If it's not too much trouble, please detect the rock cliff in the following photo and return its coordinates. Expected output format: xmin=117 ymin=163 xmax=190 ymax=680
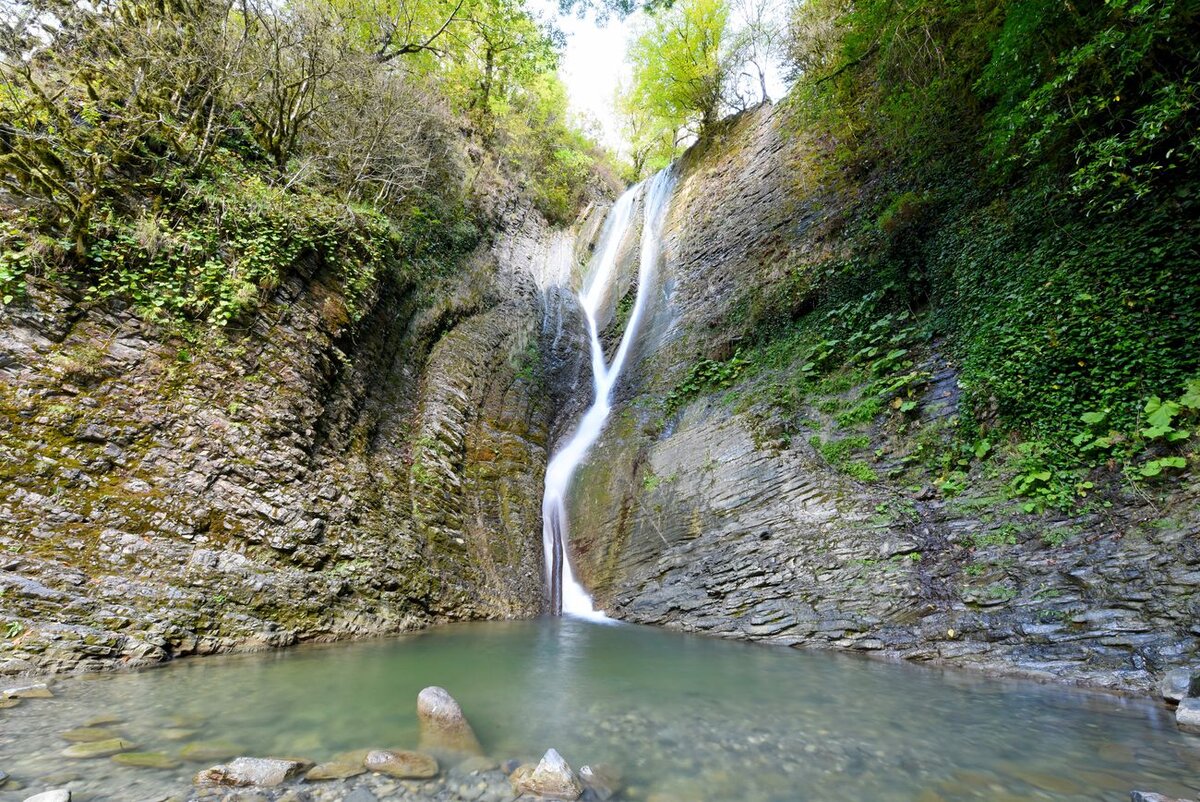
xmin=563 ymin=105 xmax=1200 ymax=693
xmin=0 ymin=195 xmax=576 ymax=676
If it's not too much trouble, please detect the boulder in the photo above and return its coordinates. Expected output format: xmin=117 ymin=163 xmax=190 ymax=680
xmin=21 ymin=792 xmax=70 ymax=802
xmin=417 ymin=686 xmax=483 ymax=755
xmin=305 ymin=761 xmax=366 ymax=780
xmin=510 ymin=749 xmax=583 ymax=801
xmin=1160 ymin=669 xmax=1200 ymax=703
xmin=1176 ymin=698 xmax=1200 ymax=733
xmin=194 ymin=756 xmax=312 ymax=787
xmin=363 ymin=750 xmax=439 ymax=779
xmin=61 ymin=738 xmax=136 ymax=759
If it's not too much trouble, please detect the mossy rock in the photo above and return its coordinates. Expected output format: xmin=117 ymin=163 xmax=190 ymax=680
xmin=112 ymin=751 xmax=181 ymax=770
xmin=61 ymin=727 xmax=123 ymax=743
xmin=63 ymin=738 xmax=137 ymax=758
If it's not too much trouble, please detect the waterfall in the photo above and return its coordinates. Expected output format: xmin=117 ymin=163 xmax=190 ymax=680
xmin=542 ymin=169 xmax=676 ymax=619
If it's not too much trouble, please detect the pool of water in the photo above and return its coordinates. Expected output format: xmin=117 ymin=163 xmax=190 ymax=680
xmin=1 ymin=619 xmax=1198 ymax=801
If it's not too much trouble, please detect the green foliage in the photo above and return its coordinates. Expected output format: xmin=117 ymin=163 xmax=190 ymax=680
xmin=621 ymin=0 xmax=734 ymax=167
xmin=664 ymin=349 xmax=751 ymax=414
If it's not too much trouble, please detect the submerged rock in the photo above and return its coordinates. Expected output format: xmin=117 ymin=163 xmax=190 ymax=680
xmin=179 ymin=740 xmax=243 ymax=762
xmin=0 ymin=769 xmax=7 ymax=787
xmin=84 ymin=714 xmax=123 ymax=727
xmin=194 ymin=756 xmax=312 ymax=787
xmin=417 ymin=686 xmax=484 ymax=755
xmin=363 ymin=750 xmax=439 ymax=779
xmin=1130 ymin=793 xmax=1197 ymax=802
xmin=61 ymin=738 xmax=136 ymax=759
xmin=579 ymin=764 xmax=623 ymax=801
xmin=60 ymin=727 xmax=121 ymax=743
xmin=0 ymin=698 xmax=22 ymax=709
xmin=1161 ymin=669 xmax=1200 ymax=703
xmin=1176 ymin=698 xmax=1200 ymax=733
xmin=510 ymin=749 xmax=583 ymax=801
xmin=305 ymin=760 xmax=366 ymax=780
xmin=111 ymin=751 xmax=181 ymax=770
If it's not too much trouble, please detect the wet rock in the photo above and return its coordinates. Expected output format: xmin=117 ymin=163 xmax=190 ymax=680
xmin=455 ymin=756 xmax=498 ymax=774
xmin=61 ymin=727 xmax=122 ymax=743
xmin=363 ymin=750 xmax=439 ymax=779
xmin=111 ymin=751 xmax=181 ymax=769
xmin=194 ymin=757 xmax=312 ymax=787
xmin=1130 ymin=793 xmax=1195 ymax=802
xmin=158 ymin=727 xmax=198 ymax=741
xmin=84 ymin=714 xmax=123 ymax=726
xmin=3 ymin=683 xmax=53 ymax=699
xmin=0 ymin=698 xmax=21 ymax=709
xmin=1176 ymin=698 xmax=1200 ymax=733
xmin=417 ymin=686 xmax=484 ymax=755
xmin=21 ymin=792 xmax=70 ymax=802
xmin=305 ymin=761 xmax=365 ymax=780
xmin=62 ymin=738 xmax=137 ymax=758
xmin=579 ymin=764 xmax=622 ymax=801
xmin=0 ymin=769 xmax=7 ymax=787
xmin=1161 ymin=669 xmax=1200 ymax=703
xmin=510 ymin=749 xmax=583 ymax=801
xmin=179 ymin=740 xmax=243 ymax=762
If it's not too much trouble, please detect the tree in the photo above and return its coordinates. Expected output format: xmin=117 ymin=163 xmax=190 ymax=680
xmin=623 ymin=0 xmax=733 ymax=143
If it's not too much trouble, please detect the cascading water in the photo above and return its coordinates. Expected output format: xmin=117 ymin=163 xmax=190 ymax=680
xmin=542 ymin=169 xmax=676 ymax=619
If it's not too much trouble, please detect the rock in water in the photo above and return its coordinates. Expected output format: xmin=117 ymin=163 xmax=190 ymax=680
xmin=510 ymin=749 xmax=583 ymax=801
xmin=60 ymin=727 xmax=122 ymax=743
xmin=580 ymin=764 xmax=623 ymax=801
xmin=61 ymin=738 xmax=136 ymax=759
xmin=21 ymin=792 xmax=70 ymax=802
xmin=179 ymin=740 xmax=243 ymax=762
xmin=417 ymin=686 xmax=483 ymax=755
xmin=111 ymin=752 xmax=181 ymax=770
xmin=2 ymin=683 xmax=53 ymax=699
xmin=1176 ymin=698 xmax=1200 ymax=733
xmin=305 ymin=761 xmax=366 ymax=780
xmin=194 ymin=757 xmax=312 ymax=787
xmin=1130 ymin=793 xmax=1195 ymax=802
xmin=363 ymin=750 xmax=439 ymax=779
xmin=1160 ymin=668 xmax=1200 ymax=703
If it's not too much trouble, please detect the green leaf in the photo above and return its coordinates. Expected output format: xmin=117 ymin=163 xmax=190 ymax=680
xmin=1138 ymin=460 xmax=1163 ymax=477
xmin=1080 ymin=410 xmax=1107 ymax=425
xmin=974 ymin=440 xmax=992 ymax=459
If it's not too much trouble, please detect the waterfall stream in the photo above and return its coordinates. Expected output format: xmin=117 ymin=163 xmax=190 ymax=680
xmin=541 ymin=169 xmax=676 ymax=619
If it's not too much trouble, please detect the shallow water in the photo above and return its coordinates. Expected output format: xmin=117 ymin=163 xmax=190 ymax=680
xmin=1 ymin=619 xmax=1198 ymax=801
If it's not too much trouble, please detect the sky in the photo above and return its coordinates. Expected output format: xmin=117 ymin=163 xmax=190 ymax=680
xmin=531 ymin=1 xmax=639 ymax=150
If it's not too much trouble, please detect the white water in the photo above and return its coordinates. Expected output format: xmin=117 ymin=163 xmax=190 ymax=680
xmin=542 ymin=169 xmax=676 ymax=620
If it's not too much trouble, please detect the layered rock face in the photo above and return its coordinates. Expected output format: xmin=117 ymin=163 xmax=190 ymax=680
xmin=564 ymin=105 xmax=1200 ymax=692
xmin=0 ymin=197 xmax=577 ymax=676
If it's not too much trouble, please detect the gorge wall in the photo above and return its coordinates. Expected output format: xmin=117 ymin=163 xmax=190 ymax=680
xmin=565 ymin=105 xmax=1200 ymax=693
xmin=0 ymin=192 xmax=584 ymax=676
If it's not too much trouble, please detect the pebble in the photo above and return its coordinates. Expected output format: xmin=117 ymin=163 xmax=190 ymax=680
xmin=21 ymin=792 xmax=70 ymax=802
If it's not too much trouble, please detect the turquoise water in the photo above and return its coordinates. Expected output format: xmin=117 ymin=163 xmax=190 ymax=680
xmin=1 ymin=619 xmax=1198 ymax=800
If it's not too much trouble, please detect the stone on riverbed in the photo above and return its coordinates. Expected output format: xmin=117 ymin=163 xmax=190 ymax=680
xmin=510 ymin=749 xmax=583 ymax=801
xmin=194 ymin=757 xmax=312 ymax=787
xmin=417 ymin=686 xmax=483 ymax=755
xmin=579 ymin=764 xmax=623 ymax=801
xmin=0 ymin=769 xmax=7 ymax=787
xmin=0 ymin=698 xmax=21 ymax=709
xmin=179 ymin=740 xmax=243 ymax=762
xmin=363 ymin=750 xmax=439 ymax=779
xmin=305 ymin=760 xmax=366 ymax=780
xmin=61 ymin=727 xmax=121 ymax=743
xmin=1176 ymin=698 xmax=1200 ymax=733
xmin=112 ymin=751 xmax=181 ymax=770
xmin=20 ymin=791 xmax=70 ymax=802
xmin=1130 ymin=792 xmax=1197 ymax=802
xmin=1161 ymin=669 xmax=1200 ymax=704
xmin=61 ymin=738 xmax=137 ymax=758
